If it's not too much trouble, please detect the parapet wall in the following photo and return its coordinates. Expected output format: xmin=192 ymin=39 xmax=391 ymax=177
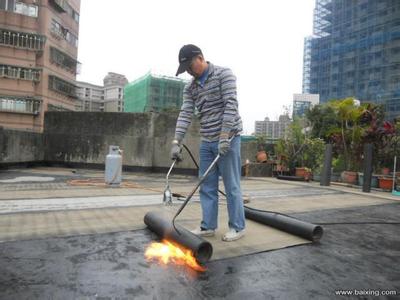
xmin=1 ymin=112 xmax=258 ymax=173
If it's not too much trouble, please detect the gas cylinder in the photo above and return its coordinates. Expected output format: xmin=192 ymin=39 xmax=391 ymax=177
xmin=105 ymin=145 xmax=122 ymax=186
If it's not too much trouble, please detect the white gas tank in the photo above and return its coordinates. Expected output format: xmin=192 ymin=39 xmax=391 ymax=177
xmin=105 ymin=145 xmax=122 ymax=186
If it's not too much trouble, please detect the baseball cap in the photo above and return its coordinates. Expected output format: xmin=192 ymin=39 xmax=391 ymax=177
xmin=176 ymin=44 xmax=202 ymax=76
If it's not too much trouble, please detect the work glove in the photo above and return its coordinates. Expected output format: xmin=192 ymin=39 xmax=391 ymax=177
xmin=170 ymin=139 xmax=183 ymax=161
xmin=218 ymin=138 xmax=230 ymax=156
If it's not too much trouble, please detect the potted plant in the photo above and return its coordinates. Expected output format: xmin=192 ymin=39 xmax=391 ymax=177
xmin=378 ymin=176 xmax=394 ymax=191
xmin=255 ymin=135 xmax=268 ymax=163
xmin=332 ymin=155 xmax=346 ymax=182
xmin=275 ymin=117 xmax=307 ymax=176
xmin=328 ymin=98 xmax=366 ymax=184
xmin=301 ymin=137 xmax=325 ymax=181
xmin=295 ymin=167 xmax=312 ymax=181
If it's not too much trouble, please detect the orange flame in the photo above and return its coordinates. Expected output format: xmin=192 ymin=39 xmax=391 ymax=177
xmin=145 ymin=239 xmax=206 ymax=272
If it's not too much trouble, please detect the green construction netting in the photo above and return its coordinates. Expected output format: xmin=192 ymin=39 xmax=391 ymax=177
xmin=124 ymin=73 xmax=186 ymax=113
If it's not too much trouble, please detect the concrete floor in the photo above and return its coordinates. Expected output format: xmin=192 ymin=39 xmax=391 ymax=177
xmin=0 ymin=167 xmax=399 ymax=299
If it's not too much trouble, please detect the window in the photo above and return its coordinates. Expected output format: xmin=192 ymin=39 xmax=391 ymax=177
xmin=50 ymin=46 xmax=79 ymax=73
xmin=0 ymin=0 xmax=14 ymax=11
xmin=48 ymin=103 xmax=70 ymax=111
xmin=14 ymin=2 xmax=38 ymax=17
xmin=49 ymin=0 xmax=79 ymax=23
xmin=0 ymin=29 xmax=45 ymax=51
xmin=65 ymin=31 xmax=78 ymax=47
xmin=72 ymin=10 xmax=79 ymax=23
xmin=0 ymin=95 xmax=41 ymax=114
xmin=0 ymin=64 xmax=40 ymax=81
xmin=48 ymin=75 xmax=77 ymax=98
xmin=50 ymin=19 xmax=78 ymax=47
xmin=51 ymin=19 xmax=63 ymax=38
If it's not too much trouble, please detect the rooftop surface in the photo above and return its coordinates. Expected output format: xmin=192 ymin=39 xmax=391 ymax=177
xmin=0 ymin=167 xmax=399 ymax=299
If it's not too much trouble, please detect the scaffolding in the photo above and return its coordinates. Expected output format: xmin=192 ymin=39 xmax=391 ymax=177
xmin=305 ymin=0 xmax=400 ymax=120
xmin=124 ymin=73 xmax=186 ymax=113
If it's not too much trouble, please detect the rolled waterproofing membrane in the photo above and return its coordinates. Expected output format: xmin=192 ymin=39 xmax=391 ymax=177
xmin=144 ymin=211 xmax=213 ymax=264
xmin=144 ymin=207 xmax=322 ymax=263
xmin=244 ymin=206 xmax=324 ymax=242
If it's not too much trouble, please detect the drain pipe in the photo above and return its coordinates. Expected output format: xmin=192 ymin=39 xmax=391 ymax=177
xmin=144 ymin=211 xmax=213 ymax=264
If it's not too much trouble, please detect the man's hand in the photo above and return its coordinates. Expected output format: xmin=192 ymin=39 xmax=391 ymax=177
xmin=218 ymin=138 xmax=230 ymax=156
xmin=170 ymin=140 xmax=183 ymax=161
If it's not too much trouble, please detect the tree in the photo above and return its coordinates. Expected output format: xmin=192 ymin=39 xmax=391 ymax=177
xmin=326 ymin=98 xmax=366 ymax=171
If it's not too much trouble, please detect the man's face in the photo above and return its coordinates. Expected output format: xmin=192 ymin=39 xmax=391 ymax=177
xmin=187 ymin=55 xmax=203 ymax=78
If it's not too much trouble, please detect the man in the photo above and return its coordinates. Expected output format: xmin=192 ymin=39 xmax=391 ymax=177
xmin=171 ymin=44 xmax=245 ymax=242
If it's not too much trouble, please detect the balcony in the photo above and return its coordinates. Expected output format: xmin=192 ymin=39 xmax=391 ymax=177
xmin=49 ymin=0 xmax=67 ymax=13
xmin=50 ymin=47 xmax=81 ymax=74
xmin=50 ymin=19 xmax=78 ymax=48
xmin=48 ymin=75 xmax=77 ymax=99
xmin=0 ymin=95 xmax=41 ymax=115
xmin=49 ymin=0 xmax=79 ymax=23
xmin=0 ymin=1 xmax=38 ymax=18
xmin=0 ymin=64 xmax=41 ymax=82
xmin=0 ymin=28 xmax=46 ymax=51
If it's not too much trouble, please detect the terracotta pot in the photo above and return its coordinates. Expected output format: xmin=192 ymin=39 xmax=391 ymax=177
xmin=295 ymin=167 xmax=306 ymax=177
xmin=378 ymin=177 xmax=394 ymax=190
xmin=381 ymin=167 xmax=390 ymax=175
xmin=295 ymin=167 xmax=312 ymax=181
xmin=256 ymin=151 xmax=267 ymax=163
xmin=341 ymin=171 xmax=358 ymax=185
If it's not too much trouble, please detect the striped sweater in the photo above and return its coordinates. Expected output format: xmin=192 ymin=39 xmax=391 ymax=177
xmin=174 ymin=63 xmax=243 ymax=142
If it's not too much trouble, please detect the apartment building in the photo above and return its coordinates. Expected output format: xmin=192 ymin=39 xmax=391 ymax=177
xmin=254 ymin=115 xmax=291 ymax=140
xmin=0 ymin=0 xmax=80 ymax=131
xmin=76 ymin=72 xmax=128 ymax=112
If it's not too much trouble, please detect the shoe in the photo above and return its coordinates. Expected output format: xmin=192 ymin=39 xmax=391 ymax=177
xmin=191 ymin=227 xmax=215 ymax=237
xmin=222 ymin=228 xmax=245 ymax=242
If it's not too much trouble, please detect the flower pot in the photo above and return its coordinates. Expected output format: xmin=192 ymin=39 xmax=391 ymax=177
xmin=256 ymin=151 xmax=267 ymax=163
xmin=295 ymin=167 xmax=311 ymax=181
xmin=295 ymin=167 xmax=307 ymax=177
xmin=341 ymin=171 xmax=358 ymax=185
xmin=371 ymin=175 xmax=378 ymax=188
xmin=378 ymin=177 xmax=393 ymax=191
xmin=358 ymin=173 xmax=379 ymax=188
xmin=358 ymin=173 xmax=364 ymax=186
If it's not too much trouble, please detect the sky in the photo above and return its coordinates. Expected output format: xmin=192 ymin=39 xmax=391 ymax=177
xmin=77 ymin=0 xmax=315 ymax=134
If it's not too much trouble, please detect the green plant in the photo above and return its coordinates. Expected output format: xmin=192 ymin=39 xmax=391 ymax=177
xmin=275 ymin=118 xmax=307 ymax=172
xmin=332 ymin=155 xmax=346 ymax=173
xmin=255 ymin=135 xmax=267 ymax=151
xmin=327 ymin=97 xmax=366 ymax=171
xmin=301 ymin=138 xmax=326 ymax=173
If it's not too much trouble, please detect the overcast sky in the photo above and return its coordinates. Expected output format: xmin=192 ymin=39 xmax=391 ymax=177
xmin=77 ymin=0 xmax=315 ymax=134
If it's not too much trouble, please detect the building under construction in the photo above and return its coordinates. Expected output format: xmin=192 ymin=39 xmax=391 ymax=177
xmin=124 ymin=73 xmax=186 ymax=113
xmin=303 ymin=0 xmax=400 ymax=120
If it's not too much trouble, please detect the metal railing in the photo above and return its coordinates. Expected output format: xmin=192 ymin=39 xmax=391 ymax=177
xmin=50 ymin=46 xmax=80 ymax=74
xmin=0 ymin=29 xmax=45 ymax=51
xmin=0 ymin=95 xmax=41 ymax=115
xmin=48 ymin=75 xmax=77 ymax=98
xmin=0 ymin=65 xmax=41 ymax=82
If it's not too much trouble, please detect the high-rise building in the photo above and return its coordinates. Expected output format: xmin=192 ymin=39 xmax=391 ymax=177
xmin=254 ymin=115 xmax=291 ymax=140
xmin=103 ymin=72 xmax=128 ymax=112
xmin=124 ymin=73 xmax=186 ymax=113
xmin=0 ymin=0 xmax=81 ymax=131
xmin=76 ymin=72 xmax=128 ymax=112
xmin=293 ymin=93 xmax=320 ymax=118
xmin=303 ymin=0 xmax=400 ymax=120
xmin=75 ymin=81 xmax=104 ymax=112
